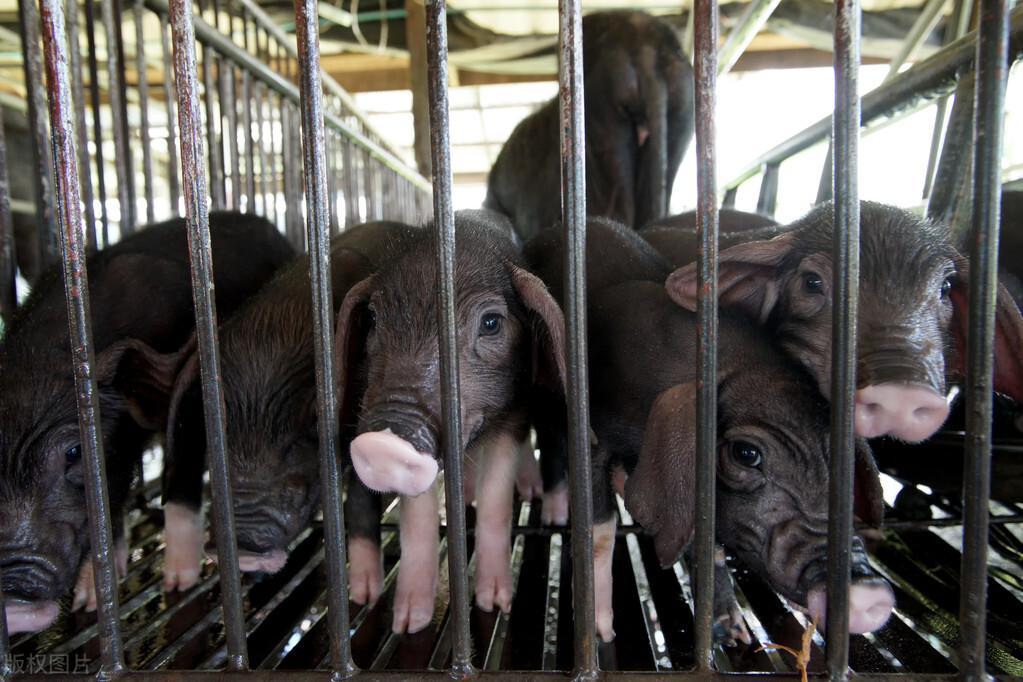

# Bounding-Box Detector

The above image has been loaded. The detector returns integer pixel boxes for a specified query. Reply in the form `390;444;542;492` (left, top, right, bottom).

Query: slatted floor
7;443;1023;677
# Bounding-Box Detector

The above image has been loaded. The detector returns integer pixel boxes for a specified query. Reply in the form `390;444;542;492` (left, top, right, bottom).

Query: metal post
167;0;248;668
0;566;9;679
134;0;156;224
693;0;719;671
717;0;782;77
293;0;355;672
103;0;136;233
827;0;861;679
38;0;125;672
959;0;1008;678
66;0;98;251
424;1;472;676
160;11;182;215
84;0;109;244
756;162;779;218
0;107;15;320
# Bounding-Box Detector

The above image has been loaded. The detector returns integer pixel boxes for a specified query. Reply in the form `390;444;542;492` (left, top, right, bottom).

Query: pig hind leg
473;431;521;613
162;502;204;592
346;477;385;607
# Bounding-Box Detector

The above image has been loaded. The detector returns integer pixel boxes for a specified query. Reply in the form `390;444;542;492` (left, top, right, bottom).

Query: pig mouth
204;543;289;575
350;429;439;497
4;598;60;634
1;553;64;602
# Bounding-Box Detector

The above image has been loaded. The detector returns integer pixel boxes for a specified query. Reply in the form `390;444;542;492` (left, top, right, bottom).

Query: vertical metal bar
134;0;155;224
102;0;135;233
342;138;358;226
559;0;599;673
167;0;248;668
0;107;16;319
222;63;241;208
255;82;269;217
18;0;58;267
241;9;256;211
66;0;98;251
692;0;719;671
327;133;338;233
959;0;1008;678
0;567;9;679
361;147;374;220
84;0;109;244
292;0;355;671
756;162;779;218
926;72;975;230
160;11;182;216
826;0;861;678
199;0;225;209
424;1;472;676
38;0;125;672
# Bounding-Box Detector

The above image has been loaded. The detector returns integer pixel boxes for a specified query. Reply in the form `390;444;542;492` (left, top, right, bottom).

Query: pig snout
351;431;439;497
854;383;950;441
205;541;289;575
4;599;60;634
806;577;895;635
1;554;63;634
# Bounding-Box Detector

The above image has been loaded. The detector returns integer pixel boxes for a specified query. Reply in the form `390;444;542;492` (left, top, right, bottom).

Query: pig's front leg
592;458;617;641
162;502;204;592
72;529;129;613
392;483;439;634
514;438;543;501
346;476;384;607
473;431;520;613
712;546;750;646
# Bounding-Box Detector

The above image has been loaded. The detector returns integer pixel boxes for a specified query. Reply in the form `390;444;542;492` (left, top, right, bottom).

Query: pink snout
350;430;439;497
4;599;59;634
854;384;950;442
807;582;895;634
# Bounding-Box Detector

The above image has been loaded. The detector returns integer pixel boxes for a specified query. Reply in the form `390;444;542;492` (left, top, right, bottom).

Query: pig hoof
515;450;543;501
713;606;751;647
541;485;569;526
72;561;96;613
162;502;204;592
595;605;616;642
348;537;384;606
475;571;513;613
392;563;437;634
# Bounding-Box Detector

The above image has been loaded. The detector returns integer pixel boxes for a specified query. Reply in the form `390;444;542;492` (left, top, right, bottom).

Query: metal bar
292;0;354;672
723;5;1023;193
38;0;125;672
424;0;472;676
959;0;1008;677
342;137;358;226
83;0;109;245
361;147;375;220
756;162;779;218
105;0;136;232
134;0;155;224
66;0;97;251
167;0;248;668
198;0;225;209
241;7;256;212
0;566;8;680
717;0;782;77
255;81;269;217
692;0;719;671
926;71;975;230
18;0;58;269
160;12;182;215
826;0;861;678
0;106;13;320
223;62;241;208
885;0;949;80
326;132;338;233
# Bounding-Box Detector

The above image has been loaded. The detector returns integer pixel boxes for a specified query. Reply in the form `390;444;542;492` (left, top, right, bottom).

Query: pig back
639;208;780;267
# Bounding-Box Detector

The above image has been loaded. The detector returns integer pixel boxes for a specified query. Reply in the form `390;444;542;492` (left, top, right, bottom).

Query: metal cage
0;0;1018;678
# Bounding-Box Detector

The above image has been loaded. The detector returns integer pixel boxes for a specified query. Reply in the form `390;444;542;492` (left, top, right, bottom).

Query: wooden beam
405;0;431;176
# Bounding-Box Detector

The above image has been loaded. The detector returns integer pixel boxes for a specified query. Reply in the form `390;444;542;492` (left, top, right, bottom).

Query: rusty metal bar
959;0;1008;678
66;0;97;251
692;0;719;671
160;12;182;216
167;0;248;668
38;0;125;672
424;0;471;676
0;108;14;320
18;0;57;269
83;0;109;244
292;0;354;672
103;0;136;233
827;0;861;678
134;0;155;224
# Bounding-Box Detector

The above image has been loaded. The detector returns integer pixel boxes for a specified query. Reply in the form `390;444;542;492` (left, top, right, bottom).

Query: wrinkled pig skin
165;221;414;574
0;212;294;634
664;201;1023;443
526;219;893;643
336;210;568;633
484;11;694;241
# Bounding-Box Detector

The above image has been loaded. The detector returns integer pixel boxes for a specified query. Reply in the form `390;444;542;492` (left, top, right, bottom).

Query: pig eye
65;445;82;466
802;272;824;294
731;441;762;468
479;312;503;337
940;276;953;298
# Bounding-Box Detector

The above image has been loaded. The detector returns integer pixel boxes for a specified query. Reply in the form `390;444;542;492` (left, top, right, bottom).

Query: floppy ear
95;337;192;430
665;232;796;323
625;381;698;567
948;254;1023;403
334;276;375;436
854;439;885;529
509;264;568;397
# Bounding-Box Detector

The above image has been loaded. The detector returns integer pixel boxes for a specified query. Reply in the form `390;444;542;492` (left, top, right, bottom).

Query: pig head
337;210;567;496
626;360;894;635
666;201;1023;442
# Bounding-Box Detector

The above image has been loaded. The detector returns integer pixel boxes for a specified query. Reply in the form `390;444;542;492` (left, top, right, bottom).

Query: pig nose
350;430;439;496
854;384;950;442
806;581;894;635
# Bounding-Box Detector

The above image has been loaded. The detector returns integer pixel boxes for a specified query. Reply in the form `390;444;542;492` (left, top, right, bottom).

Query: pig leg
392;483;439;634
712;546;751;646
593;516;617;642
162;502;204;592
474;431;519;612
514;438;543;501
73;529;129;613
346;476;384;607
536;397;570;525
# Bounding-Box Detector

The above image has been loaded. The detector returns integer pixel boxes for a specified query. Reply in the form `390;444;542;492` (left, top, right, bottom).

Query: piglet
0;212;293;634
164;221;413;574
336;210;567;633
639;207;779;267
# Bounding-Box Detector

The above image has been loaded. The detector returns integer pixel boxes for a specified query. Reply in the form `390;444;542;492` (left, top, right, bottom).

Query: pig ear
509;265;568;396
854;439;885;528
948;254;1023;403
665;232;797;323
625;381;697;567
95;337;192;430
334;276;375;432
